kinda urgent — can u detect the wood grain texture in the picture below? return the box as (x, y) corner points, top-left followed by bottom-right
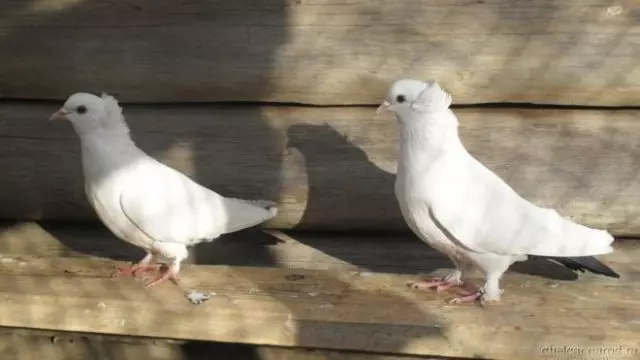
(0, 332), (458, 360)
(0, 332), (455, 360)
(0, 0), (639, 105)
(0, 333), (188, 360)
(0, 242), (637, 358)
(2, 102), (640, 234)
(0, 222), (637, 359)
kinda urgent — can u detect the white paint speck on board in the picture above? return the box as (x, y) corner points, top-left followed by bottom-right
(606, 6), (623, 16)
(0, 257), (15, 264)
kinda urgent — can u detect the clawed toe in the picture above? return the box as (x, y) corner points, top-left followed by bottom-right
(406, 278), (442, 290)
(447, 288), (502, 305)
(407, 277), (462, 292)
(143, 264), (179, 288)
(448, 291), (482, 304)
(112, 263), (160, 279)
(435, 281), (460, 292)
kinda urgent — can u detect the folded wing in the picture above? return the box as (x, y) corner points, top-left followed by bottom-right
(119, 159), (275, 246)
(429, 156), (614, 257)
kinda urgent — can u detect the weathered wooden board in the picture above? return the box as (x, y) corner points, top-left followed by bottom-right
(0, 244), (637, 359)
(2, 103), (640, 234)
(0, 221), (538, 359)
(0, 222), (637, 359)
(0, 331), (452, 360)
(0, 332), (187, 360)
(0, 0), (639, 105)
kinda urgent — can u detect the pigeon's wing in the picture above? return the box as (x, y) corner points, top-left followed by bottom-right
(119, 160), (229, 246)
(119, 159), (277, 245)
(429, 155), (614, 257)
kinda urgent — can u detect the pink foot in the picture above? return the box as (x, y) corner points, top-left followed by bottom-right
(144, 264), (179, 288)
(112, 253), (158, 279)
(407, 277), (462, 293)
(113, 263), (160, 278)
(448, 291), (482, 304)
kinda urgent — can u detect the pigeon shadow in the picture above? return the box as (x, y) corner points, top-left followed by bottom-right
(285, 123), (404, 231)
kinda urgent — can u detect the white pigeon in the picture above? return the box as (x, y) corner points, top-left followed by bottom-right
(377, 79), (619, 304)
(49, 93), (278, 287)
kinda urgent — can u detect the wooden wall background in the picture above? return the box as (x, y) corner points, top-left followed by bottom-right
(1, 0), (639, 234)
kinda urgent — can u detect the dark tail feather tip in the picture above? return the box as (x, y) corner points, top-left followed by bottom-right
(548, 256), (620, 278)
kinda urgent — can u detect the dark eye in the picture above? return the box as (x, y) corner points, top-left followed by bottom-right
(76, 105), (87, 114)
(396, 95), (406, 103)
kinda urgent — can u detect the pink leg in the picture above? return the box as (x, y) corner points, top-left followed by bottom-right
(144, 262), (180, 288)
(113, 253), (159, 278)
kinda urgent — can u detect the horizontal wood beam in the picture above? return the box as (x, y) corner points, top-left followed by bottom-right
(0, 223), (638, 359)
(0, 250), (637, 359)
(0, 1), (638, 105)
(2, 103), (640, 234)
(0, 330), (452, 360)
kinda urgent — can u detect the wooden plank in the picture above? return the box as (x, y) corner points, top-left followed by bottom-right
(0, 332), (187, 360)
(0, 1), (639, 106)
(0, 246), (637, 359)
(0, 223), (640, 360)
(0, 331), (453, 360)
(2, 103), (640, 234)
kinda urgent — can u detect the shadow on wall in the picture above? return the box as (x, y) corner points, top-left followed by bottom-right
(285, 123), (403, 231)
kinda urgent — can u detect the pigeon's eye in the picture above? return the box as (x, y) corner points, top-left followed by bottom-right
(76, 105), (87, 114)
(396, 95), (406, 103)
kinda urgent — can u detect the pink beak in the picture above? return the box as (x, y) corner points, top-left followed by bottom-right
(49, 108), (70, 121)
(376, 100), (391, 115)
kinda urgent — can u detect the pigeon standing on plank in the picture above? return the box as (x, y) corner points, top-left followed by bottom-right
(377, 79), (619, 304)
(49, 93), (278, 287)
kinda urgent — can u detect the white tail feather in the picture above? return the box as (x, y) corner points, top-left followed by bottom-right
(222, 198), (278, 234)
(527, 216), (615, 257)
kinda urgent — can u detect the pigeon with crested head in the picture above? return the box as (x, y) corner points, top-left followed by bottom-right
(50, 93), (278, 287)
(377, 79), (619, 304)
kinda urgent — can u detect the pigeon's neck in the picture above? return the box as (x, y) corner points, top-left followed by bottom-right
(80, 130), (144, 180)
(397, 110), (463, 173)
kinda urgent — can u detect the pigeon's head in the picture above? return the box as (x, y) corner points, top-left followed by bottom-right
(376, 79), (452, 120)
(49, 92), (129, 136)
